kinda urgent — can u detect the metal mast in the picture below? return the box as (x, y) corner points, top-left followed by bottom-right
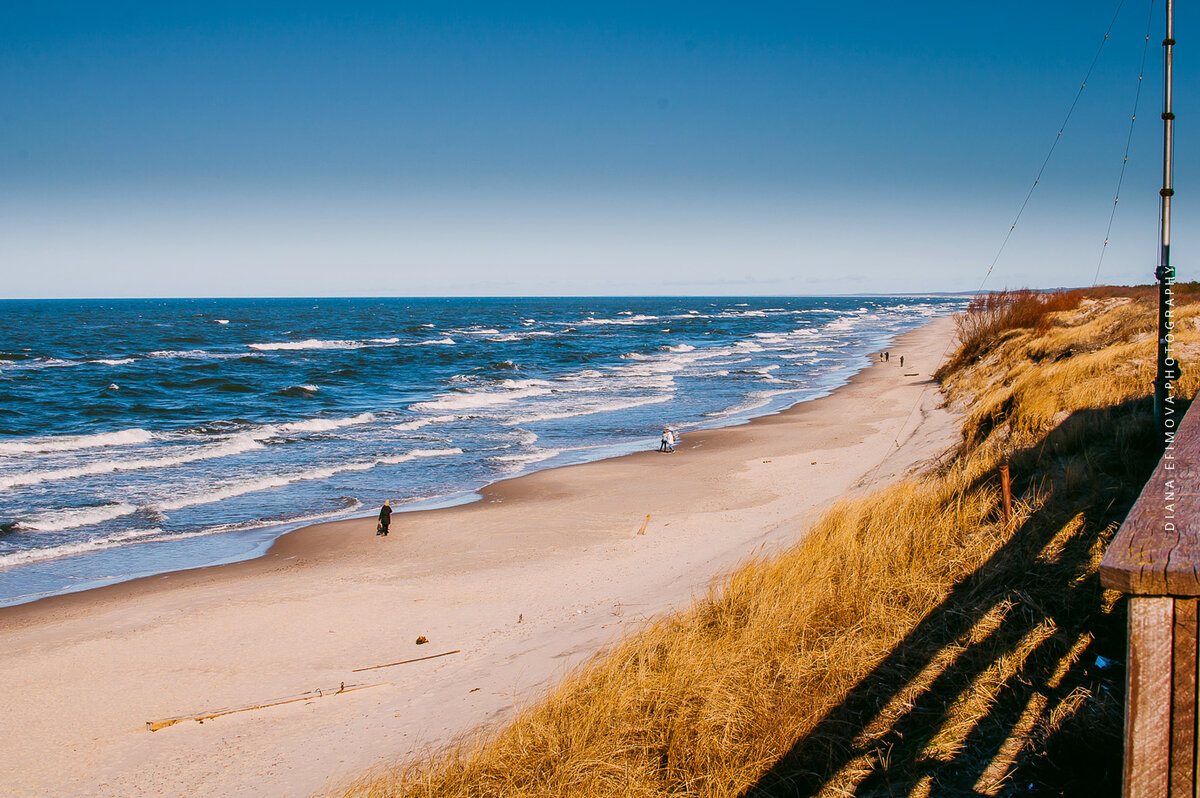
(1154, 0), (1178, 440)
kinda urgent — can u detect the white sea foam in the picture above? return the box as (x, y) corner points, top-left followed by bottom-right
(273, 412), (375, 435)
(702, 389), (798, 420)
(0, 428), (156, 455)
(92, 358), (136, 365)
(16, 502), (140, 532)
(370, 337), (400, 343)
(0, 528), (168, 568)
(662, 344), (695, 352)
(0, 435), (263, 490)
(154, 448), (462, 512)
(148, 349), (235, 360)
(574, 314), (658, 326)
(490, 449), (562, 470)
(411, 386), (552, 412)
(248, 339), (363, 351)
(392, 414), (462, 431)
(498, 378), (553, 389)
(2, 498), (375, 569)
(215, 319), (230, 324)
(0, 358), (76, 372)
(416, 337), (457, 346)
(166, 500), (367, 541)
(484, 331), (555, 342)
(504, 394), (673, 425)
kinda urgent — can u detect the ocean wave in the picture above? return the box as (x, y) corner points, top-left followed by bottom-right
(503, 394), (673, 425)
(164, 499), (366, 541)
(392, 414), (463, 431)
(488, 448), (562, 470)
(0, 528), (168, 568)
(572, 314), (659, 326)
(701, 389), (798, 420)
(276, 384), (321, 397)
(415, 337), (457, 346)
(248, 339), (364, 351)
(148, 349), (239, 360)
(0, 427), (156, 455)
(483, 331), (556, 342)
(245, 412), (376, 439)
(498, 378), (554, 389)
(0, 435), (263, 490)
(92, 358), (136, 365)
(155, 448), (462, 512)
(0, 357), (76, 372)
(3, 498), (371, 568)
(274, 412), (374, 434)
(16, 502), (140, 532)
(411, 386), (552, 412)
(215, 319), (230, 324)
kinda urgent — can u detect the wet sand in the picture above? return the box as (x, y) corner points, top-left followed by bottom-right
(0, 316), (960, 797)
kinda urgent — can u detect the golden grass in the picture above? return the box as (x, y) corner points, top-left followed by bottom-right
(335, 289), (1200, 798)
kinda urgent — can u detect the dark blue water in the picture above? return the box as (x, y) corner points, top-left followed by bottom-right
(0, 296), (962, 606)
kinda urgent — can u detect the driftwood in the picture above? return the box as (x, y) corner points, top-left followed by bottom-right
(637, 514), (650, 535)
(146, 680), (387, 732)
(351, 649), (461, 673)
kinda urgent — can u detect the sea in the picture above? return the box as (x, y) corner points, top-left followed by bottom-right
(0, 296), (964, 607)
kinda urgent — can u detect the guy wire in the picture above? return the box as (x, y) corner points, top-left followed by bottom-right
(1094, 0), (1156, 285)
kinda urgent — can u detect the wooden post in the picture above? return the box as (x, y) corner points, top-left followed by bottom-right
(1101, 400), (1200, 796)
(999, 465), (1012, 526)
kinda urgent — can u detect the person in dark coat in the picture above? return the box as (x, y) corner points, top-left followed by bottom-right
(377, 500), (392, 536)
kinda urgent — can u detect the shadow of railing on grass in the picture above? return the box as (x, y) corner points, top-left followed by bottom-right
(742, 401), (1159, 797)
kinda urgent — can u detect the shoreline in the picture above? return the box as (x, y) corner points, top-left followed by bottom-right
(0, 316), (961, 797)
(1, 317), (932, 619)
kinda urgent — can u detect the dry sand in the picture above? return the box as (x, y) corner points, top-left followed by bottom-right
(0, 317), (960, 797)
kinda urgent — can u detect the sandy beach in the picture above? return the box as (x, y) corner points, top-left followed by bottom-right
(0, 316), (960, 797)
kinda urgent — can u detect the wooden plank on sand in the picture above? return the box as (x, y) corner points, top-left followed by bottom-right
(146, 680), (387, 732)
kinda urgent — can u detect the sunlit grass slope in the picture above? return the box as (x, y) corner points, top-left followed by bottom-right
(337, 287), (1200, 797)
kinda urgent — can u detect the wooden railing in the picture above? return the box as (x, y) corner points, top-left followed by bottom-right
(1101, 398), (1200, 797)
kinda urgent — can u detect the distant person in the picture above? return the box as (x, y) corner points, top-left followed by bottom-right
(884, 351), (890, 362)
(659, 429), (672, 453)
(377, 500), (392, 536)
(900, 355), (905, 367)
(664, 429), (677, 453)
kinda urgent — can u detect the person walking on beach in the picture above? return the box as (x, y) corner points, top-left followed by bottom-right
(377, 500), (392, 536)
(659, 429), (672, 452)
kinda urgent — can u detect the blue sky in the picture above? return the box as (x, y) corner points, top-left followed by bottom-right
(1, 1), (1194, 297)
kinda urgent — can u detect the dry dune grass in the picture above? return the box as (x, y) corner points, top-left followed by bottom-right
(337, 288), (1200, 798)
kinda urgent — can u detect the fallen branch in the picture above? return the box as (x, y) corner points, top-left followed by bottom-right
(351, 649), (461, 673)
(637, 514), (650, 535)
(146, 680), (387, 732)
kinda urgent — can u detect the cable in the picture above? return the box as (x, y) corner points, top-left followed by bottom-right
(1094, 0), (1156, 285)
(979, 0), (1128, 291)
(863, 0), (1136, 485)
